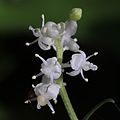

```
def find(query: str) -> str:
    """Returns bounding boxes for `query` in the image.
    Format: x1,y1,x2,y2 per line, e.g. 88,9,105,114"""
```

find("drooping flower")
32,54,61,83
66,50,98,82
25,15,55,50
25,83,60,114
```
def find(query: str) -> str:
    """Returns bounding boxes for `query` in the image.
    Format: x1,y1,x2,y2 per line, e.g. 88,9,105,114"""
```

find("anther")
35,54,47,64
73,38,77,42
32,75,36,79
94,52,98,56
84,78,88,82
24,100,30,104
25,42,30,46
32,84,35,88
41,14,45,27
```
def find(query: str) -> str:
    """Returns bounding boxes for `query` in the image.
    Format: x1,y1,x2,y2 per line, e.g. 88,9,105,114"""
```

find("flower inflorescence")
25,8,98,114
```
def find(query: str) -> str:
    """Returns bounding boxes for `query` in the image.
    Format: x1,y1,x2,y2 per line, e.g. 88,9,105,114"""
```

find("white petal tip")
94,52,98,56
32,75,36,79
84,78,88,82
35,54,39,58
25,42,30,46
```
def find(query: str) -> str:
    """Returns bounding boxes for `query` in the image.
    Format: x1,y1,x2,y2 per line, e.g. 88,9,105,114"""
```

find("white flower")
43,20,78,52
34,82,60,114
66,50,98,82
25,15,54,50
32,54,61,83
59,20,80,52
25,14,80,52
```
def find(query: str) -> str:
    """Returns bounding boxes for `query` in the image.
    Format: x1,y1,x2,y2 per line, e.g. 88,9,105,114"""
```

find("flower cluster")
25,8,98,114
25,14,80,52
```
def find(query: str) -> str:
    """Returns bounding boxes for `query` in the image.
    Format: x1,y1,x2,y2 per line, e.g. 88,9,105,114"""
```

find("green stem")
55,38,78,120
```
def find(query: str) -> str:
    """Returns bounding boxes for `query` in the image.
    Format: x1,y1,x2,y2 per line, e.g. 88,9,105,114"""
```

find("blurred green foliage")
0,0,120,36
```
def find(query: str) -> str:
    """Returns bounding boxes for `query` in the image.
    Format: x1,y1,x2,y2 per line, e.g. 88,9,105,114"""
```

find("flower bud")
69,8,82,21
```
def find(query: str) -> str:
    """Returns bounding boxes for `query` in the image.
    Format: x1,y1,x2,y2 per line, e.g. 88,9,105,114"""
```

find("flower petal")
43,22,59,38
57,22,65,34
38,36,54,50
34,83,49,96
38,41,51,50
90,63,98,71
29,25,41,37
70,54,84,70
47,57,57,65
42,75,50,84
47,101,55,114
47,83,60,99
67,39,80,52
66,69,80,76
65,20,77,36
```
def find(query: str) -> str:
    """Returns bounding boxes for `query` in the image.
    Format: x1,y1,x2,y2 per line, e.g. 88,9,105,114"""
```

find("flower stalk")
55,38,78,120
24,8,100,119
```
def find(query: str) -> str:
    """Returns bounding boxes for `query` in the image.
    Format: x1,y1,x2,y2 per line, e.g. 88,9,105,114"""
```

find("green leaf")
82,98,115,120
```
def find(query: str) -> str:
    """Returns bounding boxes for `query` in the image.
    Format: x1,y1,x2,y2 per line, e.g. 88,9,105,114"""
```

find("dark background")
0,0,120,120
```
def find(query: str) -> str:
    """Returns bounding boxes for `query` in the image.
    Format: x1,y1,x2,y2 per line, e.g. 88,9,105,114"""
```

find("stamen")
32,84,35,88
80,69,88,82
25,39,38,46
41,14,45,27
53,98,57,104
47,101,55,114
25,42,30,46
32,72,43,79
24,97,36,104
86,52,98,60
94,52,98,56
24,100,30,104
35,54,47,64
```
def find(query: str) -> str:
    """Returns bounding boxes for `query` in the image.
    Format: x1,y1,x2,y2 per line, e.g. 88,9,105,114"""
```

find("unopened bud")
69,8,82,21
